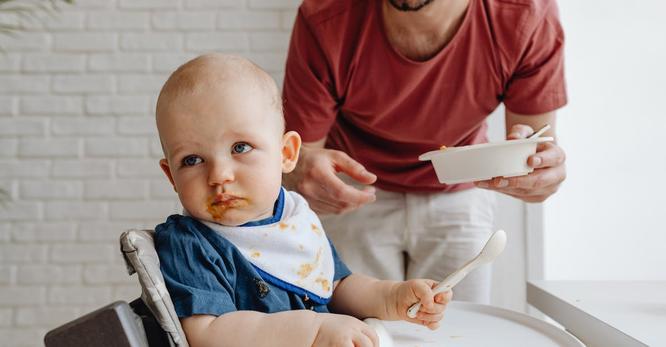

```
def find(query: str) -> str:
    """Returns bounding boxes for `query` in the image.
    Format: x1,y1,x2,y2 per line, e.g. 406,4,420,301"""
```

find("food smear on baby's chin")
206,195,249,221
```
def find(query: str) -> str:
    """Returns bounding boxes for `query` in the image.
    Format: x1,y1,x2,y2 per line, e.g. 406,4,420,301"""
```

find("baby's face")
158,82,287,226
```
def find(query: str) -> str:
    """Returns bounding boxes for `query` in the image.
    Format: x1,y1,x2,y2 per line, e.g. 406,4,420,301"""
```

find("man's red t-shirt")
283,0,567,193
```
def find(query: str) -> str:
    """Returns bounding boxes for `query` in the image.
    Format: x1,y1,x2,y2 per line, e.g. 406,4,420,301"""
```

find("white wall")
0,1,296,345
544,0,666,280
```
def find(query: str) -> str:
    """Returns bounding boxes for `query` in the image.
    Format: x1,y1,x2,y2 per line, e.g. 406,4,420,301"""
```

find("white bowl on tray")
419,137,554,185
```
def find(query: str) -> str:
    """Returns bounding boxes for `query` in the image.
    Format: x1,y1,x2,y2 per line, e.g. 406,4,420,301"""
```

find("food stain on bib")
298,263,314,279
297,247,322,279
311,223,321,235
315,277,330,292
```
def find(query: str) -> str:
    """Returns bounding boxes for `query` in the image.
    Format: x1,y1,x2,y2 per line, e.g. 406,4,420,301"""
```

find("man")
282,0,566,303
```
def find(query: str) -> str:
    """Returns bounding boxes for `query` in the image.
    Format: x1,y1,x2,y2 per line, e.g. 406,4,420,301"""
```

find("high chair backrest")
120,229,189,347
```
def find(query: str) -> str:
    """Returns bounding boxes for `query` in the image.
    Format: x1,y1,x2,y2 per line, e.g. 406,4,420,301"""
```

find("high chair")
44,229,188,347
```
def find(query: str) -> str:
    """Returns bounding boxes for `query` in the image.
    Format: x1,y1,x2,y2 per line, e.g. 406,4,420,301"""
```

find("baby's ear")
281,131,301,173
159,158,177,192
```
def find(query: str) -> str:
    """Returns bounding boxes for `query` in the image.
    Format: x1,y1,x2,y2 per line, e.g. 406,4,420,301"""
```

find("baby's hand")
392,279,452,330
314,313,379,347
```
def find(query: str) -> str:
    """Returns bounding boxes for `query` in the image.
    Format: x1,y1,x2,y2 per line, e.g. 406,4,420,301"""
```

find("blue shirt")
155,212,351,318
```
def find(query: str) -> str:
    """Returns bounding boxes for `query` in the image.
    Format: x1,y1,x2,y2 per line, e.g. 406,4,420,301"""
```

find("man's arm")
475,109,566,202
282,9,378,215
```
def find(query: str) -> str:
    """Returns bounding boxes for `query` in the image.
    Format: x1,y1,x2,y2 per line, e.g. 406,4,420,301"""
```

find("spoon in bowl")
528,124,551,139
406,229,507,318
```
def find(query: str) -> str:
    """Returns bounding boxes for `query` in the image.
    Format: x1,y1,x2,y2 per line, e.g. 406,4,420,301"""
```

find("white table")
527,280,666,347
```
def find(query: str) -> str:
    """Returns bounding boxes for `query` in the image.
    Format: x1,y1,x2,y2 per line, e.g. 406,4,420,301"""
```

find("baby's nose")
208,163,234,186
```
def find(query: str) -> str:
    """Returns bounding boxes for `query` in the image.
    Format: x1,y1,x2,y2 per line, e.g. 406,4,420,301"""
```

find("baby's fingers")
434,290,453,304
418,302,445,315
416,290,452,315
413,281,436,310
417,295,448,314
361,323,379,347
413,311,444,323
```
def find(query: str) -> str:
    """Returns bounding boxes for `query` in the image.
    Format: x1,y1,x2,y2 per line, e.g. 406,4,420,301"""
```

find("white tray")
381,301,584,346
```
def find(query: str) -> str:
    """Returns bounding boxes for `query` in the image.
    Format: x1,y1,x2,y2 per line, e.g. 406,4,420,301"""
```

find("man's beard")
388,0,434,12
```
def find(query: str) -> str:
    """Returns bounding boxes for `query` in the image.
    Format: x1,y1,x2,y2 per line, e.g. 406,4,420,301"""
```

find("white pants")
322,187,496,303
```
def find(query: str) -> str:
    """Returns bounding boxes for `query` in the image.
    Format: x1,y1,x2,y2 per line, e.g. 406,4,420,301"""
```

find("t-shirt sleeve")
282,8,339,142
503,1,567,115
329,239,352,281
156,224,237,318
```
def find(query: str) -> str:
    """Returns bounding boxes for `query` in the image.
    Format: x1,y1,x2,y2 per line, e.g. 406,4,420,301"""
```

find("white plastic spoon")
528,124,551,139
406,229,507,319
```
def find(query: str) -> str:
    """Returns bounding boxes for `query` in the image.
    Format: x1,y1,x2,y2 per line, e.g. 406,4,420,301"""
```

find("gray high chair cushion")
120,229,189,347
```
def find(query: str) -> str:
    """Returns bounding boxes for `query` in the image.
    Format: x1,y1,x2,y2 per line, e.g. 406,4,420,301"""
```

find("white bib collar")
198,188,335,303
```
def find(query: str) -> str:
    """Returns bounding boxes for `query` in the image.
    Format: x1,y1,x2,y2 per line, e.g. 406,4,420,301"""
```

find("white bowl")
419,137,554,184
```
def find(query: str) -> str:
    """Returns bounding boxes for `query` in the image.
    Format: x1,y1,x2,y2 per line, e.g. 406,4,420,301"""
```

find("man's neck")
382,0,470,61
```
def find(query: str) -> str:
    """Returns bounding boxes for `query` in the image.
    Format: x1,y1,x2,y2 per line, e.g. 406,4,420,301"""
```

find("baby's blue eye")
232,142,253,154
182,155,203,167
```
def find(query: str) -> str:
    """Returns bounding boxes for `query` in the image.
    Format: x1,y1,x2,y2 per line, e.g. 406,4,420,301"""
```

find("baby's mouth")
211,193,241,205
206,194,249,221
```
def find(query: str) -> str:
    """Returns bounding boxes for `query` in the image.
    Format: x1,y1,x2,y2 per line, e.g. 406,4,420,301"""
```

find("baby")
154,53,452,347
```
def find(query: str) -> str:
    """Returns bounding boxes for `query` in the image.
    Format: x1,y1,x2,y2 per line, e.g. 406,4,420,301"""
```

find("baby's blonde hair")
155,53,284,155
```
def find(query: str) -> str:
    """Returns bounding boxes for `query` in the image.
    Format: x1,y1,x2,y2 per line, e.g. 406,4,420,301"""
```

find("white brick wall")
0,0,297,345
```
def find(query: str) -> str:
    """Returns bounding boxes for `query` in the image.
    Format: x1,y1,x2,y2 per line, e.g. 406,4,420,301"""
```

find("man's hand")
284,145,377,215
475,124,566,203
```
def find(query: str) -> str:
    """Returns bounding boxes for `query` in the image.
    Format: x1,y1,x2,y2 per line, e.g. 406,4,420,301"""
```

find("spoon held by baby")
406,229,507,318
